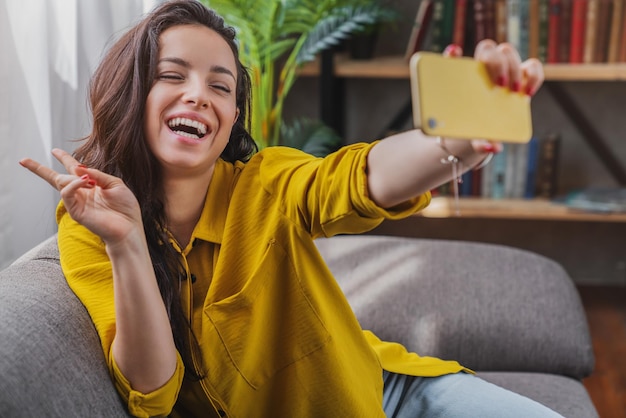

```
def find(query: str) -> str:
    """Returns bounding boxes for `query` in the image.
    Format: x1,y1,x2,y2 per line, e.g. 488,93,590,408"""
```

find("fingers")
473,39,542,95
19,157,62,190
51,148,84,175
443,44,463,58
521,58,544,96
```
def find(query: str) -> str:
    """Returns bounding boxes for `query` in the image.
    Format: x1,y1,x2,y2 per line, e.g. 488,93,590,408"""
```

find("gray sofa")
0,235,598,417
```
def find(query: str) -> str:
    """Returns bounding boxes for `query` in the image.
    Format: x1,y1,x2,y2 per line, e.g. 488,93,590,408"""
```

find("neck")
163,166,214,248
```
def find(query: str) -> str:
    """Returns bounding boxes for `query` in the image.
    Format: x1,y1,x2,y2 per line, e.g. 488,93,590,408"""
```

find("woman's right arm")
21,149,181,411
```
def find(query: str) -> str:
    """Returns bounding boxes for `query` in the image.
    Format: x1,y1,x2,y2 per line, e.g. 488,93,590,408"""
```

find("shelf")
418,197,626,222
299,55,626,81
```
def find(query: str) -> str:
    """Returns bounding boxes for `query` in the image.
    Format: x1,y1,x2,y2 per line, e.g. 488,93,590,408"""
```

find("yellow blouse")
57,142,468,418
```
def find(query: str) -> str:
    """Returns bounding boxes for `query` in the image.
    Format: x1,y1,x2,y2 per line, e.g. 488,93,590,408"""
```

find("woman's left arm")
366,40,544,209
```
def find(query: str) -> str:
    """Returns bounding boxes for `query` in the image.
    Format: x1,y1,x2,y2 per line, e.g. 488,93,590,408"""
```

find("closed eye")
158,73,184,81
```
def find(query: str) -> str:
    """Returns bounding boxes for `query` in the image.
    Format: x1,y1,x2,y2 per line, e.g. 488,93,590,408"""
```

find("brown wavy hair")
74,0,257,380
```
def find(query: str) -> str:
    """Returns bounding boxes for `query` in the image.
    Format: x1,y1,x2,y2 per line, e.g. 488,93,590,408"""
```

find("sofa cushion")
315,235,595,379
478,372,598,418
0,236,130,417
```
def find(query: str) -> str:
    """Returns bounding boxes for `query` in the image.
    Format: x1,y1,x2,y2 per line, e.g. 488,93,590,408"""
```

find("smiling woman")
17,1,552,417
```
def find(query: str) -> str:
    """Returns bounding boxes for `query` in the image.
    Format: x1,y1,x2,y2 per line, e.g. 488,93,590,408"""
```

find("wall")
283,0,626,285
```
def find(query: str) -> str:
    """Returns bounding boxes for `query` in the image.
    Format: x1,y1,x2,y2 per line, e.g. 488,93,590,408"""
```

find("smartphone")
409,52,533,143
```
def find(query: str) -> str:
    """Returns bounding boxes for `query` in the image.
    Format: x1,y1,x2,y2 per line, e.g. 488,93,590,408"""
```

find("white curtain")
0,0,155,268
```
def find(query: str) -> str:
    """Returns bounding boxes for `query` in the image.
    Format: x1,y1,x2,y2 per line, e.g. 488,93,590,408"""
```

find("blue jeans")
382,372,564,417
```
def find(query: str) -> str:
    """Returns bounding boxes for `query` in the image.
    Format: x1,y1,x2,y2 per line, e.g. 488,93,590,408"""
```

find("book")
529,0,541,59
524,136,540,198
607,0,624,62
518,0,530,60
564,188,626,212
594,0,613,62
535,133,561,198
569,0,588,63
507,0,522,51
452,0,469,50
494,0,508,43
484,0,496,41
429,0,456,53
547,0,562,63
490,145,508,199
473,0,488,46
538,0,551,62
558,0,572,63
583,0,599,63
404,0,435,60
621,1,626,61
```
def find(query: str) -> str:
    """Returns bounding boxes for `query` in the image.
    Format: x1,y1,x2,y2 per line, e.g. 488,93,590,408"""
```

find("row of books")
432,133,561,199
405,0,626,64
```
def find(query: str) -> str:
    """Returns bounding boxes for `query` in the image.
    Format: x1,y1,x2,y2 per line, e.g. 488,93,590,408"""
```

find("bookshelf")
420,196,626,222
298,53,626,221
298,54,626,81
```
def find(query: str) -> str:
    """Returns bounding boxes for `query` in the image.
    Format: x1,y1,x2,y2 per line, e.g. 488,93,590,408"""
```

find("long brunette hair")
74,0,256,379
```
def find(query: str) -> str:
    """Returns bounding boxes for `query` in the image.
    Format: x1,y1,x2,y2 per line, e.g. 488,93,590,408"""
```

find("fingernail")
87,180,96,187
81,174,89,180
496,76,507,87
483,144,497,153
443,44,462,55
512,81,520,92
525,85,535,96
77,164,87,169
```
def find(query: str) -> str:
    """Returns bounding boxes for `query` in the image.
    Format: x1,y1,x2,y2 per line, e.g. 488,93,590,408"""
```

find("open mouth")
167,117,208,139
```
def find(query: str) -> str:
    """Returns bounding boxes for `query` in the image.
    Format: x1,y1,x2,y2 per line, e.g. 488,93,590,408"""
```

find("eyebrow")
158,57,236,81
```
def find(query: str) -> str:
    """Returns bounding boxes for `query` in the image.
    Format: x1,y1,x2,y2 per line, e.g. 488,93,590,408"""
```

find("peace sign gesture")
19,149,143,246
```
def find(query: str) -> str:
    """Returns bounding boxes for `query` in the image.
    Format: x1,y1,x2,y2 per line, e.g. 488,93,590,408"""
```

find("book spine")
583,0,599,63
535,133,561,199
558,0,572,63
594,0,613,62
429,0,446,52
507,0,522,50
473,0,488,46
453,0,469,48
547,0,562,63
404,0,435,60
529,0,541,58
518,0,530,60
569,0,588,63
484,0,496,40
495,0,509,43
538,0,550,62
607,0,624,62
524,136,540,198
490,146,508,199
620,0,626,61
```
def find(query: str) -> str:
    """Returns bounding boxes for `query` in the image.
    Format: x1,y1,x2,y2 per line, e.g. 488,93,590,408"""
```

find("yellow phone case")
409,52,533,143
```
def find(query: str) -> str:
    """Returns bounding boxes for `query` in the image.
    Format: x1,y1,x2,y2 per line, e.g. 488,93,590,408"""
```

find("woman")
20,1,553,417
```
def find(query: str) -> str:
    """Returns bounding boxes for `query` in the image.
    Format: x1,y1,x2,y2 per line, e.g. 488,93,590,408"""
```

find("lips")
167,117,208,139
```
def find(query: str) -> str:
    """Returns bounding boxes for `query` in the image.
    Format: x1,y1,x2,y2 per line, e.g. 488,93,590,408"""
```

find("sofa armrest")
0,237,130,417
315,235,595,379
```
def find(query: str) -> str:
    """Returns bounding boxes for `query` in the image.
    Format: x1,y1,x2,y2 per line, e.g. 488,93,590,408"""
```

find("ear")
233,108,240,125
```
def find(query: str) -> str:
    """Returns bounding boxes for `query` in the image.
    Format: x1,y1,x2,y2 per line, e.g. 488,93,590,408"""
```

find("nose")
183,78,209,109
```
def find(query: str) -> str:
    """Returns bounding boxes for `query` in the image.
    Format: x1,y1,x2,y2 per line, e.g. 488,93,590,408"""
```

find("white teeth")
167,117,208,135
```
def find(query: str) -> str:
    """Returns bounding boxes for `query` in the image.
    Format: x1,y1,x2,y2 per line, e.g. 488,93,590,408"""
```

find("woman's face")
144,24,239,177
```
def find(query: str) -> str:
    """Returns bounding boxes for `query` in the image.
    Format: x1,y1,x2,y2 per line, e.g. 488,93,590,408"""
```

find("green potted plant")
203,0,397,155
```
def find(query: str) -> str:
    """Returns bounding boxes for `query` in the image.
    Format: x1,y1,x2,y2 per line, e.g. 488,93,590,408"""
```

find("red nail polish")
443,44,462,55
483,144,497,153
80,174,89,180
87,180,96,187
525,85,535,96
496,76,507,87
77,164,87,169
512,81,520,92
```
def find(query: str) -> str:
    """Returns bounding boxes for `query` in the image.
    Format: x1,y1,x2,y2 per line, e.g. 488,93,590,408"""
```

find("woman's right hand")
20,148,143,245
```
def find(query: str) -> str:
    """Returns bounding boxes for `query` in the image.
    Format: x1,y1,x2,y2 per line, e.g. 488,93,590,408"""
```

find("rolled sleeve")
110,349,185,418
